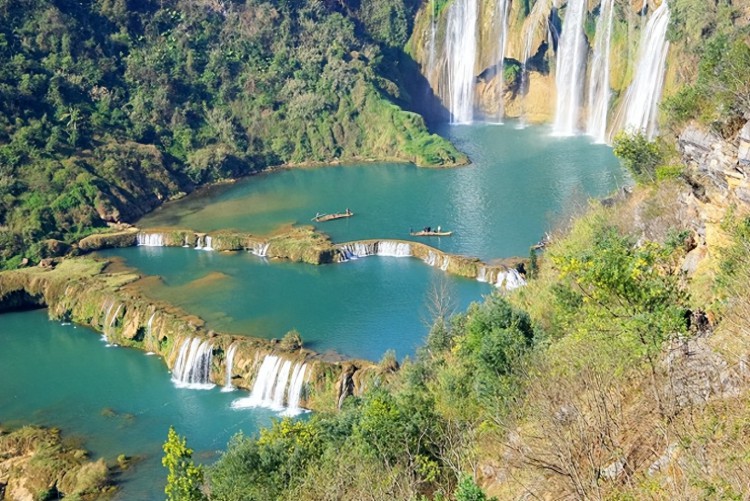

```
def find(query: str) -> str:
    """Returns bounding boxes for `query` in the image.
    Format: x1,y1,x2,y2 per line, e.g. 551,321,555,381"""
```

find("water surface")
0,310,274,500
140,123,624,260
98,247,493,361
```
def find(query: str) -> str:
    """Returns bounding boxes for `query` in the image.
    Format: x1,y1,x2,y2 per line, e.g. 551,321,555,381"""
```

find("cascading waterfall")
100,300,115,343
445,0,478,123
585,0,615,142
495,268,527,290
338,241,411,261
428,0,437,77
282,363,307,417
477,266,488,282
222,344,238,392
232,355,307,414
250,242,270,257
272,359,293,410
137,233,164,247
377,242,412,257
505,269,527,290
621,1,670,139
552,0,588,135
195,235,214,250
519,0,552,126
172,338,215,390
440,256,450,271
423,251,437,267
493,0,511,121
146,312,156,337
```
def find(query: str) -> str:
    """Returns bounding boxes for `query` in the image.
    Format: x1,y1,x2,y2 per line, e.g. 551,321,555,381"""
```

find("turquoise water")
98,246,493,361
139,123,625,260
1,124,625,496
0,310,275,500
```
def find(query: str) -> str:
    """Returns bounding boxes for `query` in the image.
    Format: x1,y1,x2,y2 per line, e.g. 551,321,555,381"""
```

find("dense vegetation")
0,0,465,269
161,176,741,499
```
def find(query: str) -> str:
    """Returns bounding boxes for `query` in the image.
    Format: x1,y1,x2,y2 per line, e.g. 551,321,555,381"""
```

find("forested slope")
0,0,464,268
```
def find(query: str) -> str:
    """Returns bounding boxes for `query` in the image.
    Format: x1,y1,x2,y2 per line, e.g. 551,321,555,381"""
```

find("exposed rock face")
0,258,374,411
0,425,111,500
678,121,750,249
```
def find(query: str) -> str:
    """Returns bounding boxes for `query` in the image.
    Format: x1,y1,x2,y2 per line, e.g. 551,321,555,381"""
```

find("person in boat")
437,225,441,233
345,208,351,215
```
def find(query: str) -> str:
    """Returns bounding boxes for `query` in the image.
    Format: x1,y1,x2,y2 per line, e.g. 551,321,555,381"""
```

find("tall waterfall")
137,233,164,247
428,0,437,77
445,0,478,123
221,344,238,392
494,0,511,121
622,1,670,139
552,0,588,135
231,355,307,414
586,0,615,142
172,338,215,390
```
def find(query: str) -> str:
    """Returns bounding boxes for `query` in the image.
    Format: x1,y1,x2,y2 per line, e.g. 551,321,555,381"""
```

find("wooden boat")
312,210,354,222
410,230,453,237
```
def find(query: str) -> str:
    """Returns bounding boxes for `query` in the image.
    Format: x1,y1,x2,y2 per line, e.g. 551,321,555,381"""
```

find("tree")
162,426,206,501
455,475,497,501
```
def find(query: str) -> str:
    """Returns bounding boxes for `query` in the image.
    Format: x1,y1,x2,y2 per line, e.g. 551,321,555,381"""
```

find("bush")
612,131,664,183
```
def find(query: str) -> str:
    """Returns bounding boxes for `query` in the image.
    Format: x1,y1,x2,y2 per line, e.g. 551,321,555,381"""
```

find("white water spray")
222,344,238,392
621,1,670,139
444,0,478,123
586,0,615,142
172,338,215,390
137,233,164,247
552,0,588,135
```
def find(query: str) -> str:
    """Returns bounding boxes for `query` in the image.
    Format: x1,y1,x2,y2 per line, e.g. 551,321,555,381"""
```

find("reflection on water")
99,247,493,361
139,123,625,260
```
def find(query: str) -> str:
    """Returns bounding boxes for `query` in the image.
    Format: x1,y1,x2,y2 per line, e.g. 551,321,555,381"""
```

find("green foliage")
456,475,497,501
664,22,750,133
612,131,665,183
209,292,534,499
0,0,461,268
162,426,205,501
280,330,303,351
549,225,688,361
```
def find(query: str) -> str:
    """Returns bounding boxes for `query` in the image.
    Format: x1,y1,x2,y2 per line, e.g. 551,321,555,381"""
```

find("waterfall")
250,242,270,257
552,0,588,135
494,0,511,121
440,256,450,271
586,0,615,142
377,242,412,257
445,0,478,123
183,235,191,247
423,251,437,267
100,300,115,343
495,268,527,290
137,232,164,247
621,1,670,139
282,363,307,417
338,241,410,261
231,355,308,414
172,338,215,390
520,0,552,126
477,266,488,282
272,359,293,410
504,269,527,290
221,344,238,392
146,312,156,337
428,0,437,77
